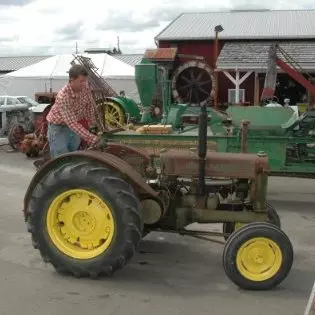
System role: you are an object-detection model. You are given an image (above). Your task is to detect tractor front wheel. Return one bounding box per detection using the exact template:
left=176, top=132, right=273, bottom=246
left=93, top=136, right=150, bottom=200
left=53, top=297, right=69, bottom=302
left=26, top=161, right=143, bottom=277
left=223, top=222, right=293, bottom=290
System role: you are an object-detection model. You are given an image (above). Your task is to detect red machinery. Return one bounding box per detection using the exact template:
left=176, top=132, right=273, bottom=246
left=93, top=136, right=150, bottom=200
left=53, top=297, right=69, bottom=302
left=19, top=103, right=89, bottom=158
left=19, top=103, right=52, bottom=157
left=261, top=43, right=315, bottom=104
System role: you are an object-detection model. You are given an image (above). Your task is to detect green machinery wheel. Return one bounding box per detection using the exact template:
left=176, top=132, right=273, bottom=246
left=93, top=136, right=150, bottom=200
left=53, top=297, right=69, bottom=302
left=25, top=161, right=143, bottom=278
left=223, top=203, right=280, bottom=241
left=223, top=222, right=293, bottom=290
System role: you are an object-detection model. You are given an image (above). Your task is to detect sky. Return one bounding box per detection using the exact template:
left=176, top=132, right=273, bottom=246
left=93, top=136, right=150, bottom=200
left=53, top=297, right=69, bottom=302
left=0, top=0, right=314, bottom=56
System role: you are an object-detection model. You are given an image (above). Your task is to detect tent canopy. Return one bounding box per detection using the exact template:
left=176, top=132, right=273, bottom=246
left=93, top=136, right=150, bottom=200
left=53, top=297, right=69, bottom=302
left=0, top=53, right=140, bottom=102
left=4, top=53, right=135, bottom=79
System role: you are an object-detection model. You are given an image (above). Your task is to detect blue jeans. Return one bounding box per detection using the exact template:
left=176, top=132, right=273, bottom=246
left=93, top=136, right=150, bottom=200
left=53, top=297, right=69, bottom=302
left=47, top=124, right=81, bottom=158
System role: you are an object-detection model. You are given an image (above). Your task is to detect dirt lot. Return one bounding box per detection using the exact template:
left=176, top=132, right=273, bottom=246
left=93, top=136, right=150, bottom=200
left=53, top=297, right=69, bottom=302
left=0, top=146, right=314, bottom=315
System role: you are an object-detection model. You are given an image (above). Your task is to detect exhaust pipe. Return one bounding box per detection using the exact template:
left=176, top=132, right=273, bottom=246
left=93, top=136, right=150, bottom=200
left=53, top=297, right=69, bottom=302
left=198, top=103, right=208, bottom=195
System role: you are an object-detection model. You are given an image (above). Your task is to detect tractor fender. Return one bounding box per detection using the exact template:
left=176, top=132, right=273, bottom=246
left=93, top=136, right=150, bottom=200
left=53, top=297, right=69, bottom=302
left=23, top=150, right=159, bottom=220
left=105, top=96, right=141, bottom=120
left=104, top=143, right=150, bottom=175
left=105, top=143, right=149, bottom=162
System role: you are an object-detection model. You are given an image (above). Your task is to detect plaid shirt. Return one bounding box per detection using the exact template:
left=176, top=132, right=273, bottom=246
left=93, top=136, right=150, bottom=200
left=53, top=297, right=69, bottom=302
left=46, top=83, right=98, bottom=144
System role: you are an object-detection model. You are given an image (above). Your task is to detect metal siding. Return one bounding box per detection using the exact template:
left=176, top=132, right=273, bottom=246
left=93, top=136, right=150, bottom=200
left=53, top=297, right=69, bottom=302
left=113, top=54, right=143, bottom=67
left=0, top=56, right=51, bottom=71
left=155, top=10, right=315, bottom=40
left=217, top=41, right=315, bottom=71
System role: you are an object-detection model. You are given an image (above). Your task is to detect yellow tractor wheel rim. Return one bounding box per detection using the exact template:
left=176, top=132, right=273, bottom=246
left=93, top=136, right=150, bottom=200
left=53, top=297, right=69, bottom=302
left=103, top=101, right=125, bottom=128
left=46, top=189, right=115, bottom=260
left=236, top=237, right=282, bottom=282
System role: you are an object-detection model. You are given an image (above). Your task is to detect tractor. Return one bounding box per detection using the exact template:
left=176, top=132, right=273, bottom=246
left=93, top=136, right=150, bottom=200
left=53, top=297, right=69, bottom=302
left=23, top=94, right=294, bottom=290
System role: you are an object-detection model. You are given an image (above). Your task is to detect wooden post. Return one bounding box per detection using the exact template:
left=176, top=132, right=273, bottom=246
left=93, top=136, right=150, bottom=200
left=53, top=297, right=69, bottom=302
left=308, top=77, right=315, bottom=111
left=235, top=68, right=240, bottom=103
left=254, top=72, right=260, bottom=105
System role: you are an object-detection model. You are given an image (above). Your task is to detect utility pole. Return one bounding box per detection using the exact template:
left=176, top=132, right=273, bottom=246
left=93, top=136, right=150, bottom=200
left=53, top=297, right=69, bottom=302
left=213, top=25, right=223, bottom=109
left=75, top=42, right=78, bottom=54
left=117, top=36, right=121, bottom=54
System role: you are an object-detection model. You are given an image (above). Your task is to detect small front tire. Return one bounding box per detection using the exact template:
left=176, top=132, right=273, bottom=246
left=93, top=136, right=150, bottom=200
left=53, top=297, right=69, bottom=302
left=223, top=222, right=293, bottom=290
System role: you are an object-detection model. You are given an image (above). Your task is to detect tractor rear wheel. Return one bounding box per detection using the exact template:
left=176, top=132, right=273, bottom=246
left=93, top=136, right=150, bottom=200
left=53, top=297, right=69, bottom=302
left=223, top=222, right=293, bottom=290
left=26, top=161, right=143, bottom=278
left=223, top=203, right=280, bottom=240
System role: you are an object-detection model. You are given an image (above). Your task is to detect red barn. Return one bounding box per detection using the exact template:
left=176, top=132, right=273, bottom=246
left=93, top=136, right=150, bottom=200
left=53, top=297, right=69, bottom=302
left=155, top=9, right=315, bottom=108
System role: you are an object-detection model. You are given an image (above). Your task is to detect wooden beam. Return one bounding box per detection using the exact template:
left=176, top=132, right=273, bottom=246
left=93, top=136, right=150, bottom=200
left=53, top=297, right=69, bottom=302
left=239, top=71, right=253, bottom=85
left=223, top=71, right=236, bottom=85
left=254, top=72, right=260, bottom=105
left=223, top=70, right=253, bottom=86
left=224, top=70, right=253, bottom=104
left=235, top=69, right=240, bottom=103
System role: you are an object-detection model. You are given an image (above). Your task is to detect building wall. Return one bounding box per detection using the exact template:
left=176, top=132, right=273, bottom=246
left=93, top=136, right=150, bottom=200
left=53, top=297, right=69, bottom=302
left=159, top=40, right=222, bottom=68
left=159, top=40, right=260, bottom=105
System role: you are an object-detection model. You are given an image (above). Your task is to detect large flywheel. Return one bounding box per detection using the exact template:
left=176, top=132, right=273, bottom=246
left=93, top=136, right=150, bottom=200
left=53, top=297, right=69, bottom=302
left=171, top=60, right=215, bottom=106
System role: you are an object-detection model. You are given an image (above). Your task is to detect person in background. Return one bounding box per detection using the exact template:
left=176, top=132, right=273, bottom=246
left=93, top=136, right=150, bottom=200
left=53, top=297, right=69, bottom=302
left=46, top=64, right=99, bottom=158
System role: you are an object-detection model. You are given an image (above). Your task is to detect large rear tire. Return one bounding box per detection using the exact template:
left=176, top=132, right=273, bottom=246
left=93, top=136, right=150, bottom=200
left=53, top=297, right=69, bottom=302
left=26, top=161, right=143, bottom=278
left=223, top=222, right=293, bottom=290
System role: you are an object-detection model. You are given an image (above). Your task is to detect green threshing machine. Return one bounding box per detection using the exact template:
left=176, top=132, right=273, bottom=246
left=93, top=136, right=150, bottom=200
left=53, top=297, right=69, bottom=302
left=100, top=45, right=315, bottom=178
left=22, top=48, right=296, bottom=291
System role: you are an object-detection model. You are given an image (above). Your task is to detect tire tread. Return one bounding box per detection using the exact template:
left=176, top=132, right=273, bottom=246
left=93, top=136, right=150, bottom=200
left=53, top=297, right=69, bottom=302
left=26, top=161, right=143, bottom=278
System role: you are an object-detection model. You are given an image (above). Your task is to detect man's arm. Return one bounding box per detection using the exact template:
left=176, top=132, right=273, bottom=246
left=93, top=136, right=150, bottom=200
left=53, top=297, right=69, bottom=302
left=59, top=93, right=97, bottom=145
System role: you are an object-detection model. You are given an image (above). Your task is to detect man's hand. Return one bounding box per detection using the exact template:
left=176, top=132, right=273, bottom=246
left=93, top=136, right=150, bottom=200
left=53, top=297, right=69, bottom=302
left=88, top=134, right=107, bottom=150
left=88, top=125, right=98, bottom=135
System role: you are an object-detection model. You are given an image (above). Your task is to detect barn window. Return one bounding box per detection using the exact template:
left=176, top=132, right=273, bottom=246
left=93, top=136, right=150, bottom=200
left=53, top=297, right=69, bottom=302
left=228, top=89, right=245, bottom=104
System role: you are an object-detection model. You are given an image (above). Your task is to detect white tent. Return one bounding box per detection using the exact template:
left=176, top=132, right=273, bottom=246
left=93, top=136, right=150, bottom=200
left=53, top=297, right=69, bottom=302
left=0, top=53, right=140, bottom=102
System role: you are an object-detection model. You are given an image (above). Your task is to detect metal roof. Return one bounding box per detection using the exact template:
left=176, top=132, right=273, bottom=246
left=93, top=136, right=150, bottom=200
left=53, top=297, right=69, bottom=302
left=155, top=10, right=315, bottom=41
left=113, top=54, right=143, bottom=67
left=0, top=54, right=142, bottom=72
left=107, top=78, right=140, bottom=102
left=216, top=41, right=315, bottom=71
left=0, top=55, right=52, bottom=72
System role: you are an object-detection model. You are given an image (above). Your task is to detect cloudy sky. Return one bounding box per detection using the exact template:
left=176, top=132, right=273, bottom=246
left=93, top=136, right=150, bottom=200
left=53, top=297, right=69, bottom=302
left=0, top=0, right=314, bottom=56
